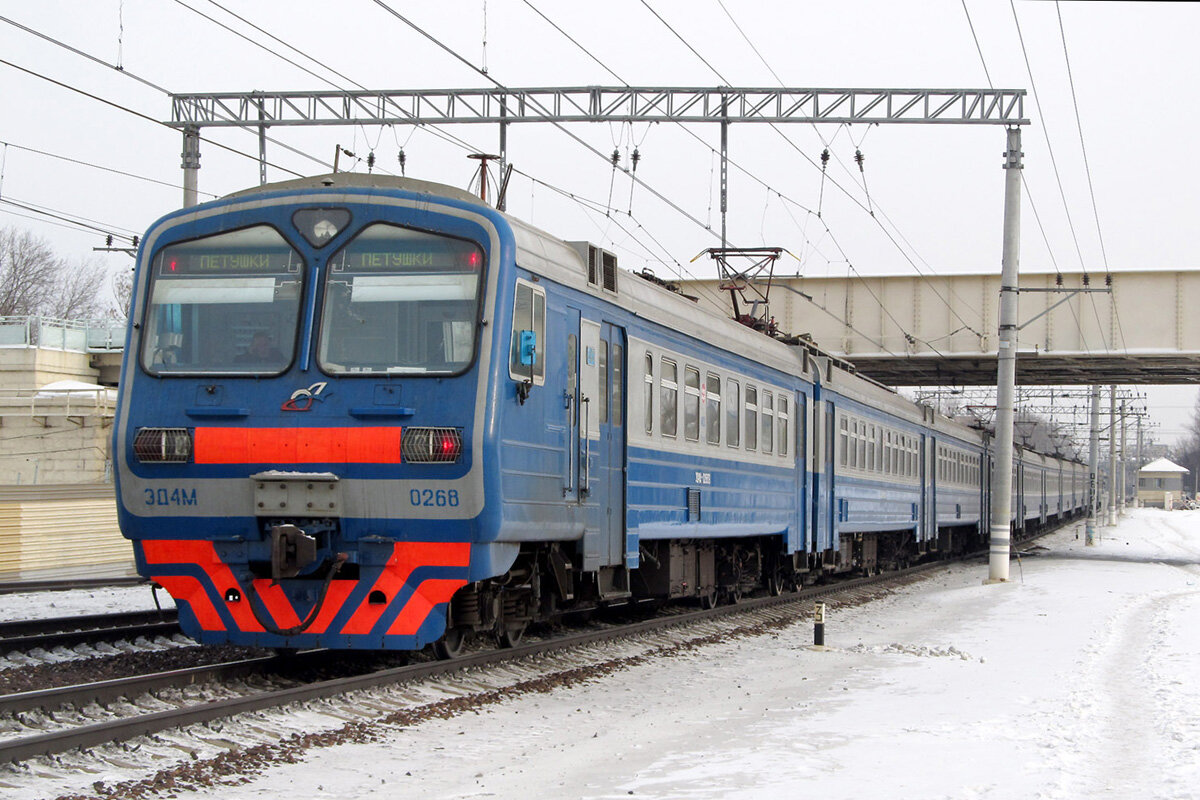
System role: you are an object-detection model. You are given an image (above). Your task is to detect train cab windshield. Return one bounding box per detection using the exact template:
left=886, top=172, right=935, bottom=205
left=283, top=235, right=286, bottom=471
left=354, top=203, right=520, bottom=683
left=317, top=223, right=483, bottom=375
left=139, top=226, right=303, bottom=376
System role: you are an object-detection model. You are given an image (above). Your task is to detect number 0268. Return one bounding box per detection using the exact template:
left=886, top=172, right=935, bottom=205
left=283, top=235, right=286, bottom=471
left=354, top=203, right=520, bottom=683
left=409, top=488, right=460, bottom=507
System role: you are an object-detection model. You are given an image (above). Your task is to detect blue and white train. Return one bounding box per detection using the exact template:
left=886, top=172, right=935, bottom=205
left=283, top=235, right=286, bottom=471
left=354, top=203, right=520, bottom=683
left=113, top=173, right=1088, bottom=656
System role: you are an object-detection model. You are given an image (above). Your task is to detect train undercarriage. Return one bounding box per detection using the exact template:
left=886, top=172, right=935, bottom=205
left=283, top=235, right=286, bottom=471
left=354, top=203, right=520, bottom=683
left=434, top=506, right=1086, bottom=657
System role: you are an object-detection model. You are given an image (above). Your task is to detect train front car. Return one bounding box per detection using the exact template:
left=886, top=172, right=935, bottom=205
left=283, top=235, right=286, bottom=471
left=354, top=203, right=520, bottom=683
left=114, top=175, right=511, bottom=652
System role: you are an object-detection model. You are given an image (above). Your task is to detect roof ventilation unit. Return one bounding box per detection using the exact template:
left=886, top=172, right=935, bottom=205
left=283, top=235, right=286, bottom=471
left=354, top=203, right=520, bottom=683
left=568, top=242, right=618, bottom=293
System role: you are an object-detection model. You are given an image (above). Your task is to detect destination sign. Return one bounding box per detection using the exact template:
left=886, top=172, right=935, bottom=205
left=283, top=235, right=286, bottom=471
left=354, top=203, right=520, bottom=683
left=156, top=249, right=300, bottom=276
left=333, top=242, right=482, bottom=273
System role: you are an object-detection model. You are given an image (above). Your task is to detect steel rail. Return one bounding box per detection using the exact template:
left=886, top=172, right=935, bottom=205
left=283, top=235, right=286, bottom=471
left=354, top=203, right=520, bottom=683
left=0, top=610, right=180, bottom=656
left=0, top=577, right=147, bottom=595
left=0, top=654, right=291, bottom=715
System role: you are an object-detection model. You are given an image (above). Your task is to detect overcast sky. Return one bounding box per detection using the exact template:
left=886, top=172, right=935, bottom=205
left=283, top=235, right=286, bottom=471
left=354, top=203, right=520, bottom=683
left=2, top=0, right=1197, bottom=444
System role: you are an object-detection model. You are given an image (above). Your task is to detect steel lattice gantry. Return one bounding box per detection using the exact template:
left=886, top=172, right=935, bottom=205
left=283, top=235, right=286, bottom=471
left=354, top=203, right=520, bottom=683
left=166, top=84, right=1030, bottom=583
left=169, top=87, right=1026, bottom=128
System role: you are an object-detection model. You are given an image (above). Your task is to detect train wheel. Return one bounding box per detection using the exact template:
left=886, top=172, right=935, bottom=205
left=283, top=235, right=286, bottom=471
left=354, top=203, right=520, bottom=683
left=699, top=588, right=718, bottom=609
left=767, top=569, right=790, bottom=597
left=496, top=621, right=527, bottom=648
left=433, top=627, right=468, bottom=660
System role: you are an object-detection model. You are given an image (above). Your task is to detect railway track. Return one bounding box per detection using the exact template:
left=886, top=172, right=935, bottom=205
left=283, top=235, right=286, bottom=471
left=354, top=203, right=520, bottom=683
left=0, top=520, right=1076, bottom=772
left=0, top=561, right=939, bottom=767
left=0, top=610, right=180, bottom=657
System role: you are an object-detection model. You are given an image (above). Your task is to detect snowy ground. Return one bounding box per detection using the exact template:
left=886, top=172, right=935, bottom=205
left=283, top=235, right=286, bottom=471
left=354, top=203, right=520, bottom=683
left=0, top=584, right=173, bottom=624
left=10, top=509, right=1200, bottom=799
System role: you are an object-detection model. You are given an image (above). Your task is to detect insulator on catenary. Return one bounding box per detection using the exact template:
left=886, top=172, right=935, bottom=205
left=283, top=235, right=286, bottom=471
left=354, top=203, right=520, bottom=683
left=1105, top=273, right=1112, bottom=286
left=820, top=148, right=830, bottom=169
left=855, top=149, right=865, bottom=170
left=106, top=234, right=113, bottom=247
left=398, top=148, right=406, bottom=175
left=611, top=148, right=620, bottom=167
left=631, top=148, right=641, bottom=172
left=367, top=152, right=376, bottom=171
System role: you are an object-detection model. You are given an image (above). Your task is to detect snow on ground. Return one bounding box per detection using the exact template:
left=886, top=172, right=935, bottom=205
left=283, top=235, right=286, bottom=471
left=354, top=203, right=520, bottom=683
left=0, top=584, right=173, bottom=623
left=8, top=509, right=1199, bottom=799
left=153, top=509, right=1200, bottom=800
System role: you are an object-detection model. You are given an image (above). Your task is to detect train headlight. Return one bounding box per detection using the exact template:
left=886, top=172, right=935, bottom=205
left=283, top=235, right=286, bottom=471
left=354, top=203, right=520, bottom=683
left=133, top=427, right=193, bottom=463
left=401, top=427, right=463, bottom=463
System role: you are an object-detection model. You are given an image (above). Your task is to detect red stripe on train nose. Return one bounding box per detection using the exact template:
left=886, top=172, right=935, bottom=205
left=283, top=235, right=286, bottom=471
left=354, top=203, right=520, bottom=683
left=193, top=427, right=403, bottom=463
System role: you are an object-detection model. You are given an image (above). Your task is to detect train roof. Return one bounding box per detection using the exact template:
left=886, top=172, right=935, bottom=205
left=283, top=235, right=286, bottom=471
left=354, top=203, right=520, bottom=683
left=214, top=173, right=1080, bottom=465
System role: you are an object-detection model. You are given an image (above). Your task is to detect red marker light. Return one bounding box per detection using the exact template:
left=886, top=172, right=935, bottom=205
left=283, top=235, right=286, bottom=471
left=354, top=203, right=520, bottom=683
left=170, top=260, right=178, bottom=272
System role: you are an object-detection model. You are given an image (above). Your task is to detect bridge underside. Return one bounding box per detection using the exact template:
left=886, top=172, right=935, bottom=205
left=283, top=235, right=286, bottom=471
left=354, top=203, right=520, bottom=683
left=683, top=269, right=1200, bottom=387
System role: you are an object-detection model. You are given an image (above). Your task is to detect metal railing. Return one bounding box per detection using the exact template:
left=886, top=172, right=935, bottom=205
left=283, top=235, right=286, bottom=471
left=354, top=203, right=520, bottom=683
left=0, top=316, right=125, bottom=352
left=0, top=387, right=116, bottom=419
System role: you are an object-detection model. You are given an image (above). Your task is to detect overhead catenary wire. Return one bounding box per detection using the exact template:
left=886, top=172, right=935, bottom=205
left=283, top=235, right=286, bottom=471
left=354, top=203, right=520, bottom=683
left=0, top=57, right=307, bottom=180
left=697, top=1, right=989, bottom=343
left=514, top=0, right=903, bottom=353
left=960, top=0, right=1095, bottom=356
left=1054, top=1, right=1128, bottom=357
left=0, top=14, right=329, bottom=174
left=0, top=139, right=218, bottom=199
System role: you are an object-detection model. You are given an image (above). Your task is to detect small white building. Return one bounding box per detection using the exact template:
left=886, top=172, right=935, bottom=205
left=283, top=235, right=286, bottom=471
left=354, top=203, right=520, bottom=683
left=1137, top=458, right=1190, bottom=509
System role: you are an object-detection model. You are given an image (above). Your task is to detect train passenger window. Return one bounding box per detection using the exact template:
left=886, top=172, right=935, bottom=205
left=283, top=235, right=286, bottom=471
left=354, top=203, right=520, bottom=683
left=661, top=359, right=678, bottom=438
left=317, top=223, right=484, bottom=376
left=745, top=386, right=758, bottom=450
left=761, top=391, right=774, bottom=455
left=778, top=396, right=789, bottom=456
left=726, top=380, right=741, bottom=448
left=141, top=226, right=303, bottom=376
left=885, top=431, right=893, bottom=474
left=612, top=344, right=623, bottom=427
left=856, top=421, right=866, bottom=469
left=684, top=367, right=700, bottom=441
left=643, top=353, right=653, bottom=435
left=839, top=417, right=849, bottom=467
left=867, top=425, right=876, bottom=472
left=599, top=342, right=609, bottom=424
left=706, top=373, right=721, bottom=445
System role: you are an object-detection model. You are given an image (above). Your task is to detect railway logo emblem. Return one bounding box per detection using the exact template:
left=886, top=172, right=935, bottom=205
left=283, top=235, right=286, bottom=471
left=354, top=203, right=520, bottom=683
left=282, top=382, right=330, bottom=411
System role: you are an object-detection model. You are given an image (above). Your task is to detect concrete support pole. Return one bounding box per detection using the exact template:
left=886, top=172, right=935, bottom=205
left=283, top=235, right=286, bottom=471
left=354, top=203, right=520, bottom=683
left=182, top=125, right=201, bottom=208
left=1113, top=400, right=1123, bottom=520
left=1136, top=415, right=1144, bottom=507
left=1108, top=386, right=1118, bottom=527
left=987, top=126, right=1022, bottom=584
left=1086, top=385, right=1100, bottom=546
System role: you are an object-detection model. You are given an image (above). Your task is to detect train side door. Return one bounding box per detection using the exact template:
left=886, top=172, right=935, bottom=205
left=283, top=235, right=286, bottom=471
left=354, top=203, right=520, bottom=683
left=578, top=320, right=627, bottom=571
